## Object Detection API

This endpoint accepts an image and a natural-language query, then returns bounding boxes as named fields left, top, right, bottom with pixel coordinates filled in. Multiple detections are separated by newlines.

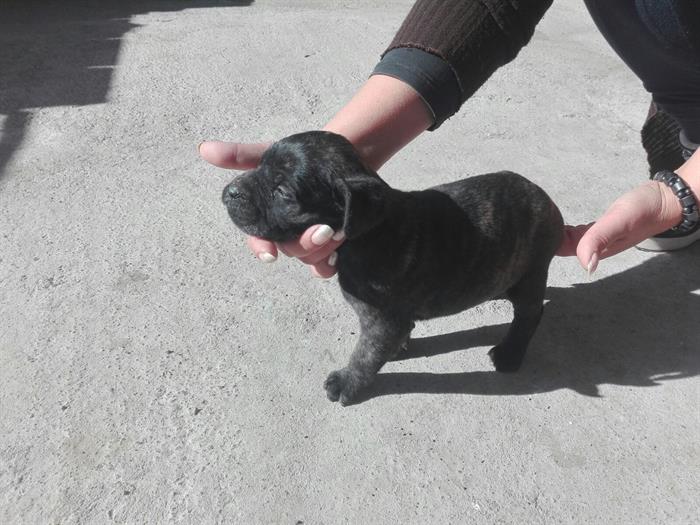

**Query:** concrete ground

left=1, top=1, right=698, bottom=523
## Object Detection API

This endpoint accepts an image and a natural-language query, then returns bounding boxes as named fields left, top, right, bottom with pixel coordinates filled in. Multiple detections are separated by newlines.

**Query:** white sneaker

left=637, top=225, right=700, bottom=251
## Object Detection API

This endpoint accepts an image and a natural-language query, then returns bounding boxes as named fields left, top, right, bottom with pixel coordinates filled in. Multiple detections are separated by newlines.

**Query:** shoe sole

left=636, top=227, right=700, bottom=252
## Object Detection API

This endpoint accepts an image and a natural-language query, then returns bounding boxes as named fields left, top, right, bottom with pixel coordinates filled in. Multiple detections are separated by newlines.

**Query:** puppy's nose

left=227, top=185, right=243, bottom=200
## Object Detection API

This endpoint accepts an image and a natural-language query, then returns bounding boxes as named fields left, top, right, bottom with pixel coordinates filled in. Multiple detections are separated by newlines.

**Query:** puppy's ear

left=338, top=172, right=389, bottom=239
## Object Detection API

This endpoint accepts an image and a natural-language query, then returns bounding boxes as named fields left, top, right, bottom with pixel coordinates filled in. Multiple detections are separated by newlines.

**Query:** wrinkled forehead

left=272, top=134, right=364, bottom=172
left=261, top=140, right=308, bottom=175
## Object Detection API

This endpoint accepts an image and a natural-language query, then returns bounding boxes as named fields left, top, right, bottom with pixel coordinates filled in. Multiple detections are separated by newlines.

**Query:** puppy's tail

left=547, top=200, right=565, bottom=258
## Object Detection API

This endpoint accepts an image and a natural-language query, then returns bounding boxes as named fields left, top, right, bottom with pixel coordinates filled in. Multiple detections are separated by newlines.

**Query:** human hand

left=559, top=149, right=700, bottom=272
left=557, top=180, right=684, bottom=272
left=199, top=140, right=345, bottom=278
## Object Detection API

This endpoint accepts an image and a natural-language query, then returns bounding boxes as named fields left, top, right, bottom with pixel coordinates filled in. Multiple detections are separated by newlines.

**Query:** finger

left=247, top=236, right=278, bottom=263
left=198, top=141, right=270, bottom=170
left=576, top=218, right=626, bottom=272
left=556, top=223, right=594, bottom=256
left=298, top=244, right=339, bottom=265
left=277, top=225, right=345, bottom=258
left=276, top=244, right=292, bottom=257
left=310, top=257, right=338, bottom=279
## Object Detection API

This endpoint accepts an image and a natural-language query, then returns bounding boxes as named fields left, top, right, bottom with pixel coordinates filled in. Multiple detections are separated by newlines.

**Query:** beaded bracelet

left=652, top=170, right=699, bottom=233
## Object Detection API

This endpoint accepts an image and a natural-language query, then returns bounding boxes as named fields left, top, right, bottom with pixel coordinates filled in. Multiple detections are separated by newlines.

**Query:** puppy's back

left=433, top=171, right=561, bottom=234
left=432, top=170, right=563, bottom=267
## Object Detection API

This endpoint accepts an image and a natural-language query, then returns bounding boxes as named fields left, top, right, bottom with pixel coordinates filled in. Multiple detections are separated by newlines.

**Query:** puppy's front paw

left=323, top=368, right=366, bottom=405
left=488, top=344, right=525, bottom=373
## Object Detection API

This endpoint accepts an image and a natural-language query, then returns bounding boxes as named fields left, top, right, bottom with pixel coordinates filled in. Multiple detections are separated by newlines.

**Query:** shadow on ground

left=0, top=0, right=253, bottom=180
left=360, top=244, right=700, bottom=401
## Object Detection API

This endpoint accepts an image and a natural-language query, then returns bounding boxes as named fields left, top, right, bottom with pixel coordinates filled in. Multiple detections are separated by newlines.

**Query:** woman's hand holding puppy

left=199, top=137, right=347, bottom=278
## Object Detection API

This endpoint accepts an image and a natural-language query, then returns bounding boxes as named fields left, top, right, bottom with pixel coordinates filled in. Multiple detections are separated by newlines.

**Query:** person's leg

left=641, top=102, right=685, bottom=174
left=584, top=0, right=700, bottom=142
left=584, top=0, right=700, bottom=249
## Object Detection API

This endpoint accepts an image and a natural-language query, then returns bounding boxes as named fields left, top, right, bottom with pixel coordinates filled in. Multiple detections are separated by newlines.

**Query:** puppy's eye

left=274, top=186, right=295, bottom=201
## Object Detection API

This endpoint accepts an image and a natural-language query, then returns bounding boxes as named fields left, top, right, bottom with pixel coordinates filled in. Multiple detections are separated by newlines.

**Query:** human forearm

left=325, top=0, right=556, bottom=168
left=386, top=0, right=554, bottom=105
left=323, top=74, right=433, bottom=170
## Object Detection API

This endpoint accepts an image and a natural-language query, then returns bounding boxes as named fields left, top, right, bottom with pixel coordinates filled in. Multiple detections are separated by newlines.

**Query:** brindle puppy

left=222, top=131, right=563, bottom=405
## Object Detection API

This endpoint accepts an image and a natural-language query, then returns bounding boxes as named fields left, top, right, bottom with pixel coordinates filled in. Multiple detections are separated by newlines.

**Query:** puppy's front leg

left=325, top=299, right=412, bottom=405
left=324, top=325, right=410, bottom=405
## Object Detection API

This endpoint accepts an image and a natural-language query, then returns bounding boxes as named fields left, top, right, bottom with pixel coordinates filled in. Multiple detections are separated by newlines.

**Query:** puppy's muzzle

left=222, top=181, right=259, bottom=228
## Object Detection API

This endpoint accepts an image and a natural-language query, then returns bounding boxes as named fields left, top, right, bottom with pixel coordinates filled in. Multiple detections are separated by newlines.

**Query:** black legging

left=584, top=0, right=700, bottom=143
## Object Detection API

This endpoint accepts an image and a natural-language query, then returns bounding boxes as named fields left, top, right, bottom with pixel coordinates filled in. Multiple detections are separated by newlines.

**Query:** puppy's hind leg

left=395, top=320, right=415, bottom=357
left=489, top=264, right=549, bottom=372
left=324, top=303, right=412, bottom=405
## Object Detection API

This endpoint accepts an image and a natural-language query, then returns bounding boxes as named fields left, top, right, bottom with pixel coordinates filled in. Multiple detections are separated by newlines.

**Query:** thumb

left=576, top=208, right=639, bottom=273
left=198, top=141, right=270, bottom=170
left=576, top=222, right=609, bottom=273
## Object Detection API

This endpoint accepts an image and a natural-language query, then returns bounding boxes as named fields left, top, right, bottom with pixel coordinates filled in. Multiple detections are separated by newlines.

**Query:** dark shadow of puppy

left=349, top=245, right=700, bottom=404
left=392, top=323, right=510, bottom=362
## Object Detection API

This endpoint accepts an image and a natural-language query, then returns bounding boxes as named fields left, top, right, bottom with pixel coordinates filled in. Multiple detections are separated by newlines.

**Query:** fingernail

left=258, top=252, right=277, bottom=263
left=332, top=230, right=345, bottom=242
left=197, top=141, right=204, bottom=154
left=328, top=252, right=338, bottom=266
left=311, top=225, right=334, bottom=246
left=587, top=252, right=599, bottom=279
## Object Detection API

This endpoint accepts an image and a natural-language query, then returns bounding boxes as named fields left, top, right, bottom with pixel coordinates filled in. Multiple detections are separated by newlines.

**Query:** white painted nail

left=328, top=252, right=338, bottom=266
left=258, top=252, right=277, bottom=263
left=587, top=252, right=599, bottom=279
left=332, top=230, right=346, bottom=242
left=311, top=225, right=334, bottom=246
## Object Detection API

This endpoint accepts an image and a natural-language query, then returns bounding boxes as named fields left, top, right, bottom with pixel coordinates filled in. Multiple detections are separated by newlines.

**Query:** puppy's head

left=222, top=131, right=388, bottom=242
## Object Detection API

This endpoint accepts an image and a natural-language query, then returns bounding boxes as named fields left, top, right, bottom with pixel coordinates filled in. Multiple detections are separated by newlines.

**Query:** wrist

left=654, top=154, right=700, bottom=231
left=675, top=147, right=700, bottom=198
left=654, top=180, right=685, bottom=230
